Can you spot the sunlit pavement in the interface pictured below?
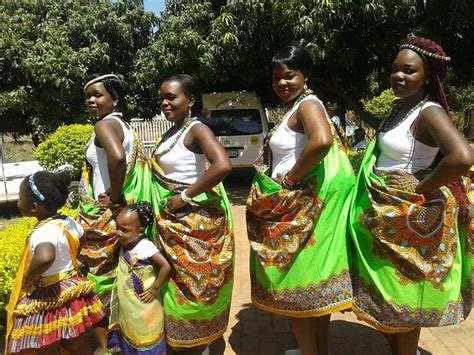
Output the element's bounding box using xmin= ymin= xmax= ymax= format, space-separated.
xmin=221 ymin=168 xmax=473 ymax=355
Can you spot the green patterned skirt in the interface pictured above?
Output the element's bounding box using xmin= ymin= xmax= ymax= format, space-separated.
xmin=151 ymin=160 xmax=234 ymax=347
xmin=247 ymin=142 xmax=355 ymax=317
xmin=349 ymin=141 xmax=473 ymax=332
xmin=77 ymin=138 xmax=154 ymax=303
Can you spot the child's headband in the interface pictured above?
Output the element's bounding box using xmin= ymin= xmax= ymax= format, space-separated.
xmin=29 ymin=173 xmax=45 ymax=201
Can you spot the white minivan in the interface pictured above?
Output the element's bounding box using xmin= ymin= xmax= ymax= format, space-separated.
xmin=202 ymin=91 xmax=269 ymax=168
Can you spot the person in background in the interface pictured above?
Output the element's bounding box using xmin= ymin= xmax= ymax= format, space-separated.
xmin=350 ymin=128 xmax=369 ymax=151
xmin=327 ymin=102 xmax=342 ymax=133
xmin=349 ymin=37 xmax=474 ymax=355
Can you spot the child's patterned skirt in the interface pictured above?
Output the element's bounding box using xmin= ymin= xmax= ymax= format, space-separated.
xmin=7 ymin=275 xmax=105 ymax=353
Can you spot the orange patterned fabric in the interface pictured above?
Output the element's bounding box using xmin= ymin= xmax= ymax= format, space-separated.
xmin=157 ymin=202 xmax=233 ymax=305
xmin=361 ymin=181 xmax=459 ymax=289
xmin=247 ymin=177 xmax=324 ymax=272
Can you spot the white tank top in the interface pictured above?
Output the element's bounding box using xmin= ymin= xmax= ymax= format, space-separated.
xmin=269 ymin=95 xmax=325 ymax=178
xmin=376 ymin=101 xmax=440 ymax=173
xmin=29 ymin=217 xmax=84 ymax=276
xmin=85 ymin=112 xmax=134 ymax=199
xmin=156 ymin=120 xmax=207 ymax=184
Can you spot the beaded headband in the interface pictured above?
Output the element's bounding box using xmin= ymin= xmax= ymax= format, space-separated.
xmin=400 ymin=44 xmax=451 ymax=62
xmin=84 ymin=74 xmax=119 ymax=91
xmin=29 ymin=173 xmax=45 ymax=202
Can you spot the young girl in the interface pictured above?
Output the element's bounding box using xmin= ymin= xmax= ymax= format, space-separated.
xmin=6 ymin=171 xmax=105 ymax=354
xmin=107 ymin=201 xmax=171 ymax=354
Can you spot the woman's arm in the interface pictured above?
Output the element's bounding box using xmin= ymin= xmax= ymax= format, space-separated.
xmin=139 ymin=252 xmax=172 ymax=303
xmin=94 ymin=119 xmax=127 ymax=203
xmin=23 ymin=243 xmax=56 ymax=290
xmin=414 ymin=106 xmax=474 ymax=193
xmin=285 ymin=100 xmax=334 ymax=183
xmin=167 ymin=124 xmax=232 ymax=211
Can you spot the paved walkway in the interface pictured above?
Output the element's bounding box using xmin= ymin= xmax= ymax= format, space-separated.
xmin=223 ymin=205 xmax=474 ymax=355
xmin=3 ymin=204 xmax=472 ymax=355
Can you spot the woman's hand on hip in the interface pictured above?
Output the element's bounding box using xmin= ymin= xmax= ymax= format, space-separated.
xmin=95 ymin=192 xmax=111 ymax=208
xmin=384 ymin=170 xmax=419 ymax=191
xmin=167 ymin=195 xmax=187 ymax=211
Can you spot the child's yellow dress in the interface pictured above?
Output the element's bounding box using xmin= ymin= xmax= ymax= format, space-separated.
xmin=108 ymin=239 xmax=166 ymax=354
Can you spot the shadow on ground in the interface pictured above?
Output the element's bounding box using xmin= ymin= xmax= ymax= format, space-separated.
xmin=227 ymin=303 xmax=432 ymax=355
xmin=223 ymin=168 xmax=254 ymax=206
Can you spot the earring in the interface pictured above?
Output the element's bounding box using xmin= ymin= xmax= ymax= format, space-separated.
xmin=303 ymin=79 xmax=308 ymax=91
xmin=188 ymin=107 xmax=192 ymax=119
xmin=113 ymin=102 xmax=117 ymax=107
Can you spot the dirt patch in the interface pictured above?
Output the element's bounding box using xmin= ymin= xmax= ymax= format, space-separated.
xmin=2 ymin=134 xmax=36 ymax=162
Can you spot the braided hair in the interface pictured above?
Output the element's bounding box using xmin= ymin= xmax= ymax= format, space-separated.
xmin=402 ymin=38 xmax=469 ymax=222
xmin=123 ymin=200 xmax=155 ymax=230
xmin=401 ymin=37 xmax=451 ymax=116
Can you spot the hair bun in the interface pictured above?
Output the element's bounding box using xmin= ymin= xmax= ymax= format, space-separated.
xmin=56 ymin=170 xmax=72 ymax=189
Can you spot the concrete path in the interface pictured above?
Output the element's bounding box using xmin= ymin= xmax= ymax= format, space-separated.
xmin=223 ymin=205 xmax=473 ymax=355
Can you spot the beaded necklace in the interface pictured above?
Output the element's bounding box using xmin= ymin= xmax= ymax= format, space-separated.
xmin=380 ymin=100 xmax=425 ymax=133
xmin=259 ymin=89 xmax=314 ymax=170
xmin=155 ymin=119 xmax=192 ymax=158
xmin=266 ymin=89 xmax=314 ymax=142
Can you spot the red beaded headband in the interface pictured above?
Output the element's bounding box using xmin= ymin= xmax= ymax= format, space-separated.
xmin=400 ymin=44 xmax=451 ymax=62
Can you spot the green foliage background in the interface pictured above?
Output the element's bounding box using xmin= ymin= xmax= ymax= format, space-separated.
xmin=0 ymin=206 xmax=76 ymax=329
xmin=34 ymin=124 xmax=94 ymax=180
xmin=362 ymin=89 xmax=396 ymax=124
xmin=1 ymin=0 xmax=472 ymax=141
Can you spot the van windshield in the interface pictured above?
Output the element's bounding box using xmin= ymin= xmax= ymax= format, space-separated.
xmin=201 ymin=109 xmax=263 ymax=136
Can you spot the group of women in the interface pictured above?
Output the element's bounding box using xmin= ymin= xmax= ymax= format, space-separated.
xmin=77 ymin=37 xmax=472 ymax=355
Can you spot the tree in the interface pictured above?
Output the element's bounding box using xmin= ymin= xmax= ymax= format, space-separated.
xmin=1 ymin=0 xmax=471 ymax=137
xmin=134 ymin=0 xmax=472 ymax=127
xmin=0 ymin=0 xmax=156 ymax=142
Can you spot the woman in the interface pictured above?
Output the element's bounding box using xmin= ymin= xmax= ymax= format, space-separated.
xmin=78 ymin=74 xmax=152 ymax=349
xmin=246 ymin=46 xmax=355 ymax=355
xmin=150 ymin=74 xmax=234 ymax=352
xmin=349 ymin=37 xmax=474 ymax=354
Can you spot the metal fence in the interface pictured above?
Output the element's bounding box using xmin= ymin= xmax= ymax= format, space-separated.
xmin=130 ymin=117 xmax=173 ymax=157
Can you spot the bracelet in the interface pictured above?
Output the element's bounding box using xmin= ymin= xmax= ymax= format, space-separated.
xmin=284 ymin=174 xmax=298 ymax=186
xmin=282 ymin=174 xmax=301 ymax=190
xmin=180 ymin=189 xmax=194 ymax=203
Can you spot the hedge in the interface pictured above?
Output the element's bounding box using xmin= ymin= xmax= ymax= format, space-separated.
xmin=34 ymin=124 xmax=94 ymax=181
xmin=0 ymin=207 xmax=77 ymax=331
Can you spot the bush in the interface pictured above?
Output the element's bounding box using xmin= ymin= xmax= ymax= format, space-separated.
xmin=0 ymin=208 xmax=78 ymax=330
xmin=0 ymin=217 xmax=37 ymax=326
xmin=34 ymin=124 xmax=94 ymax=180
xmin=348 ymin=149 xmax=366 ymax=175
xmin=444 ymin=74 xmax=474 ymax=135
xmin=362 ymin=89 xmax=396 ymax=122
